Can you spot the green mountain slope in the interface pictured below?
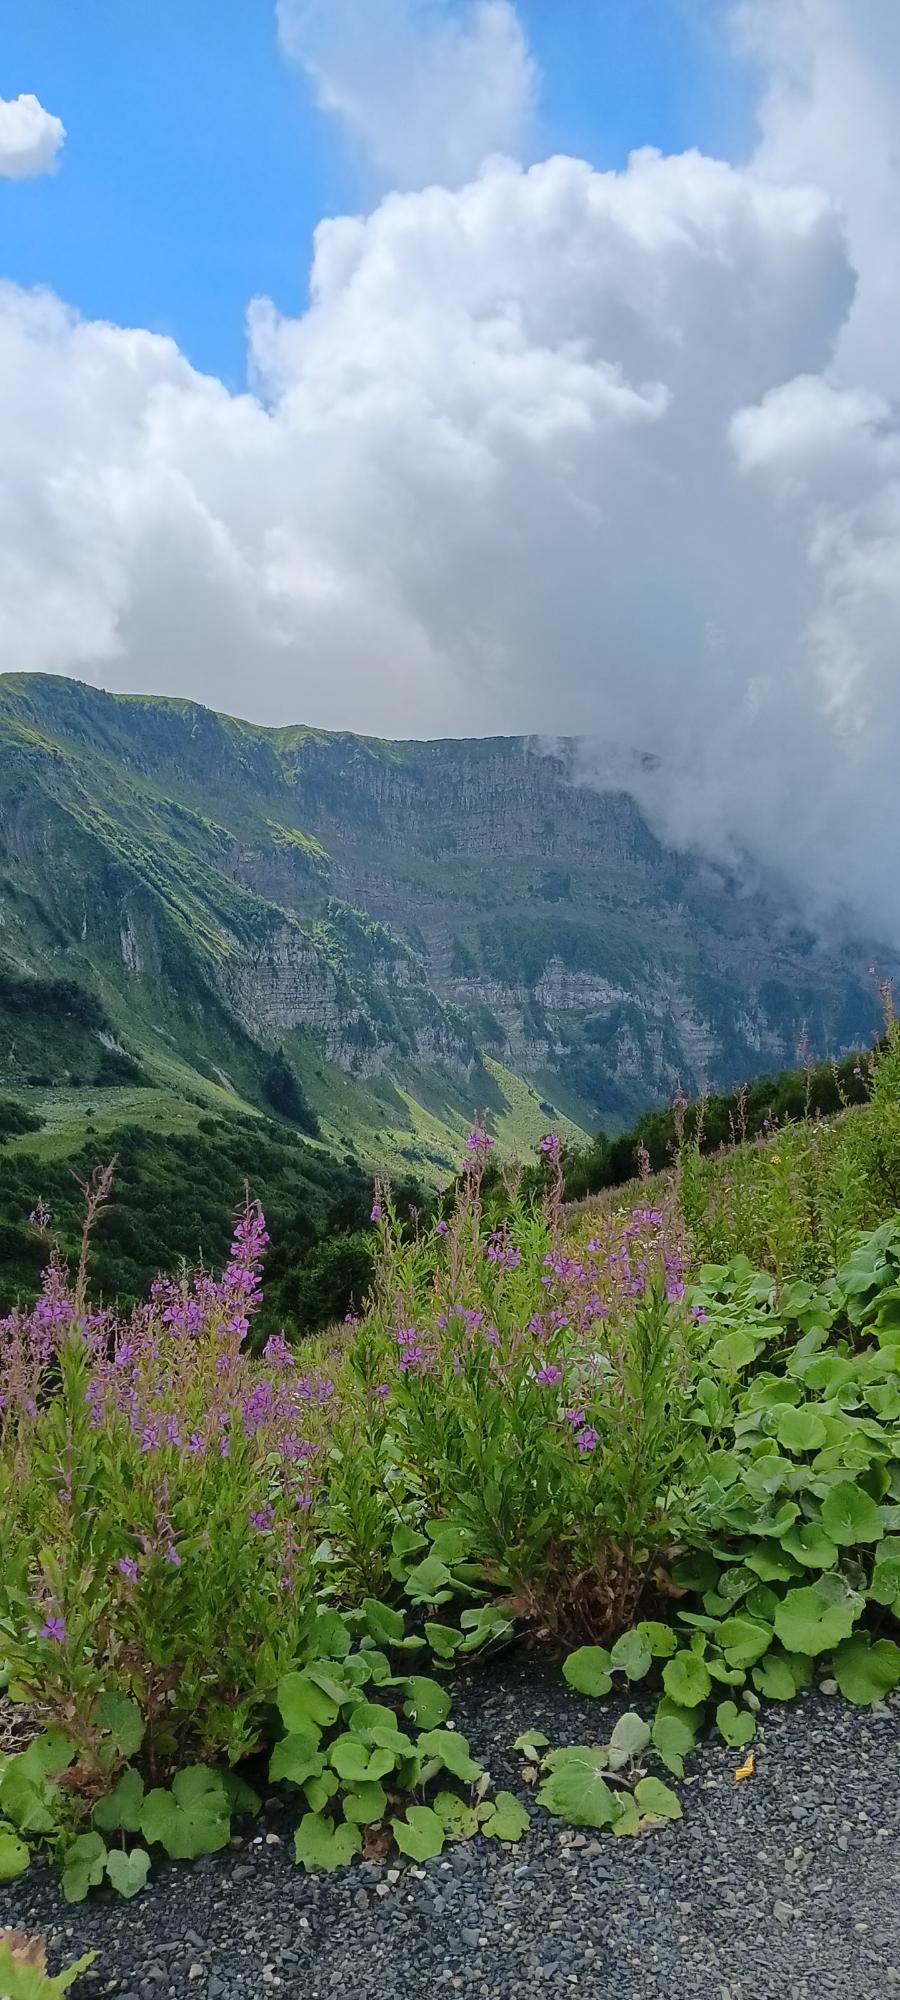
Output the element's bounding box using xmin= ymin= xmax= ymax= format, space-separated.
xmin=0 ymin=672 xmax=888 ymax=1182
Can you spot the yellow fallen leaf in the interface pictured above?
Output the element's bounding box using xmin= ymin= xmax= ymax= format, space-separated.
xmin=734 ymin=1750 xmax=755 ymax=1782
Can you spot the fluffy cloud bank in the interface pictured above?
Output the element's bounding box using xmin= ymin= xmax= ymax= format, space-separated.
xmin=0 ymin=93 xmax=64 ymax=179
xmin=2 ymin=0 xmax=900 ymax=945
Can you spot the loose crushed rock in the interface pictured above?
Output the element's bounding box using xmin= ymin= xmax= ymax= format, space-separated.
xmin=2 ymin=1659 xmax=898 ymax=2000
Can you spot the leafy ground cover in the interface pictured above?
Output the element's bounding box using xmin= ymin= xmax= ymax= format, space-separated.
xmin=2 ymin=1020 xmax=900 ymax=1922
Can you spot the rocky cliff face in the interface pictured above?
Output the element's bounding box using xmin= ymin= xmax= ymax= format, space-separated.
xmin=216 ymin=918 xmax=474 ymax=1080
xmin=0 ymin=674 xmax=888 ymax=1128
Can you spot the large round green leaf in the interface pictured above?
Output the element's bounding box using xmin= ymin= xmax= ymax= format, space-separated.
xmin=402 ymin=1677 xmax=451 ymax=1730
xmin=820 ymin=1481 xmax=883 ymax=1546
xmin=329 ymin=1737 xmax=397 ymax=1784
xmin=480 ymin=1791 xmax=530 ymax=1842
xmin=751 ymin=1648 xmax=810 ymax=1700
xmin=342 ymin=1780 xmax=388 ymax=1825
xmin=775 ymin=1406 xmax=827 ymax=1453
xmin=416 ymin=1729 xmax=483 ymax=1782
xmin=294 ymin=1812 xmax=361 ymax=1872
xmin=269 ymin=1728 xmax=323 ymax=1788
xmin=832 ymin=1634 xmax=900 ymax=1705
xmin=562 ymin=1646 xmax=613 ymax=1697
xmin=715 ymin=1616 xmax=773 ymax=1668
xmin=139 ymin=1768 xmax=230 ymax=1863
xmin=710 ymin=1330 xmax=759 ymax=1373
xmin=773 ymin=1586 xmax=857 ymax=1656
xmin=610 ymin=1630 xmax=652 ymax=1681
xmin=662 ymin=1652 xmax=711 ymax=1707
xmin=633 ymin=1775 xmax=682 ymax=1821
xmin=0 ymin=1826 xmax=30 ymax=1880
xmin=537 ymin=1748 xmax=621 ymax=1828
xmin=651 ymin=1705 xmax=697 ymax=1777
xmin=780 ymin=1521 xmax=838 ymax=1570
xmin=393 ymin=1806 xmax=445 ymax=1860
xmin=715 ymin=1700 xmax=756 ymax=1748
xmin=870 ymin=1551 xmax=900 ymax=1607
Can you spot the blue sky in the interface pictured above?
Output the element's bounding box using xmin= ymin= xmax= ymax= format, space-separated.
xmin=2 ymin=0 xmax=754 ymax=384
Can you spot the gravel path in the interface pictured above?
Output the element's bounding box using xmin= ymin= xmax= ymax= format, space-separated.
xmin=2 ymin=1660 xmax=899 ymax=2000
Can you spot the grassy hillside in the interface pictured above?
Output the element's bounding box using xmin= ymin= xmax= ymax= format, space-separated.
xmin=0 ymin=673 xmax=888 ymax=1143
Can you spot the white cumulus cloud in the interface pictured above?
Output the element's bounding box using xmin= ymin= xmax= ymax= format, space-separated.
xmin=3 ymin=0 xmax=900 ymax=949
xmin=0 ymin=93 xmax=64 ymax=179
xmin=276 ymin=0 xmax=536 ymax=187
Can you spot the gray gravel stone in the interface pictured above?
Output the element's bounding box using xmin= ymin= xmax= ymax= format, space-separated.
xmin=1 ymin=1662 xmax=898 ymax=1999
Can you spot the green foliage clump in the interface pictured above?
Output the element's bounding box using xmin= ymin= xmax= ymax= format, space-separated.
xmin=263 ymin=1048 xmax=321 ymax=1136
xmin=4 ymin=1069 xmax=900 ymax=1907
xmin=0 ymin=1098 xmax=42 ymax=1142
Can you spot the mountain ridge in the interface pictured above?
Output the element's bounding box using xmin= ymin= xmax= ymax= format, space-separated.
xmin=0 ymin=671 xmax=889 ymax=1177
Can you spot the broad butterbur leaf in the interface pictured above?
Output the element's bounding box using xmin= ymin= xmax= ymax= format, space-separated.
xmin=608 ymin=1711 xmax=652 ymax=1768
xmin=775 ymin=1406 xmax=827 ymax=1454
xmin=780 ymin=1522 xmax=838 ymax=1570
xmin=342 ymin=1781 xmax=388 ymax=1825
xmin=715 ymin=1701 xmax=756 ymax=1748
xmin=392 ymin=1805 xmax=445 ymax=1861
xmin=310 ymin=1609 xmax=352 ymax=1659
xmin=415 ymin=1730 xmax=483 ymax=1783
xmin=537 ymin=1748 xmax=621 ymax=1828
xmin=329 ymin=1737 xmax=397 ymax=1784
xmin=562 ymin=1646 xmax=613 ymax=1698
xmin=610 ymin=1630 xmax=652 ymax=1681
xmin=402 ymin=1677 xmax=451 ymax=1729
xmin=480 ymin=1791 xmax=529 ymax=1842
xmin=662 ymin=1652 xmax=711 ymax=1707
xmin=513 ymin=1729 xmax=550 ymax=1760
xmin=294 ymin=1812 xmax=361 ymax=1873
xmin=304 ymin=1770 xmax=339 ymax=1813
xmin=651 ymin=1709 xmax=696 ymax=1778
xmin=94 ymin=1767 xmax=144 ymax=1833
xmin=61 ymin=1832 xmax=106 ymax=1904
xmin=832 ymin=1633 xmax=900 ymax=1706
xmin=773 ymin=1586 xmax=857 ymax=1657
xmin=633 ymin=1776 xmax=682 ymax=1821
xmin=752 ymin=1649 xmax=808 ymax=1701
xmin=269 ymin=1731 xmax=324 ymax=1788
xmin=276 ymin=1671 xmax=338 ymax=1732
xmin=425 ymin=1622 xmax=463 ymax=1659
xmin=434 ymin=1791 xmax=479 ymax=1839
xmin=139 ymin=1767 xmax=230 ymax=1861
xmin=715 ymin=1617 xmax=772 ymax=1669
xmin=636 ymin=1621 xmax=677 ymax=1658
xmin=820 ymin=1481 xmax=883 ymax=1547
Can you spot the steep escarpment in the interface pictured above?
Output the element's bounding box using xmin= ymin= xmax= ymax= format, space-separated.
xmin=0 ymin=672 xmax=888 ymax=1133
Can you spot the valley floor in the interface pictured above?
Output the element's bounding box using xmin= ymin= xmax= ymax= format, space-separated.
xmin=4 ymin=1658 xmax=898 ymax=2000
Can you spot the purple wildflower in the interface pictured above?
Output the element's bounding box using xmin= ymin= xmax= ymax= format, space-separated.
xmin=575 ymin=1425 xmax=600 ymax=1454
xmin=41 ymin=1615 xmax=65 ymax=1643
xmin=536 ymin=1363 xmax=563 ymax=1387
xmin=117 ymin=1556 xmax=139 ymax=1582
